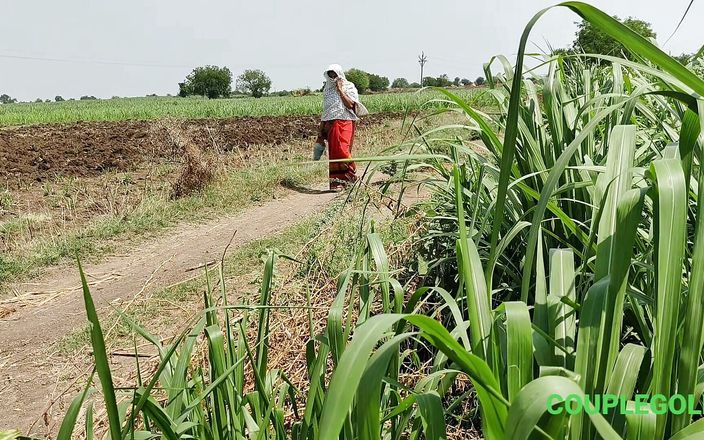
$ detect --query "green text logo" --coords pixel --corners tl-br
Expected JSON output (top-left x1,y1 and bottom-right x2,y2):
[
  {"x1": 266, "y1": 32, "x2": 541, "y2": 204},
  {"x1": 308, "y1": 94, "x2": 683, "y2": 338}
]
[{"x1": 546, "y1": 394, "x2": 703, "y2": 415}]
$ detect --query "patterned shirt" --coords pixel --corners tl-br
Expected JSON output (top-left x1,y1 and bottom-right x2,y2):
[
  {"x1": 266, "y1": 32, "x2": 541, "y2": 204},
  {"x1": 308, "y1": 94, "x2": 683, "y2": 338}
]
[{"x1": 321, "y1": 64, "x2": 368, "y2": 121}]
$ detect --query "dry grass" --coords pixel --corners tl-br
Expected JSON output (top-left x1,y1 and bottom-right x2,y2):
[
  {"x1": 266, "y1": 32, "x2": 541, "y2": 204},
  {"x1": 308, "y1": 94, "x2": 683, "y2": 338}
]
[
  {"x1": 42, "y1": 180, "x2": 424, "y2": 435},
  {"x1": 170, "y1": 142, "x2": 218, "y2": 199}
]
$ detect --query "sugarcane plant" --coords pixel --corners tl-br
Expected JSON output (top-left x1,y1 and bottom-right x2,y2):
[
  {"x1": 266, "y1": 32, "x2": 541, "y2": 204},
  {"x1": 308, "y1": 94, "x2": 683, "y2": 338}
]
[{"x1": 317, "y1": 2, "x2": 704, "y2": 439}]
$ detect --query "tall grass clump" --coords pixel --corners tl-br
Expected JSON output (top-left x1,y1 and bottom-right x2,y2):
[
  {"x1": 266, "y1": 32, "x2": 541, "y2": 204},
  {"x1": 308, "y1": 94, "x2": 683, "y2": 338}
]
[
  {"x1": 350, "y1": 2, "x2": 704, "y2": 439},
  {"x1": 27, "y1": 2, "x2": 704, "y2": 439},
  {"x1": 57, "y1": 253, "x2": 299, "y2": 440}
]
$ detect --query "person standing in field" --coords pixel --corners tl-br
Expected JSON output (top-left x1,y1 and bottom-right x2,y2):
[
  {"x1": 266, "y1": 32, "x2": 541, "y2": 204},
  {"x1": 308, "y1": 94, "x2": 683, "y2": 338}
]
[{"x1": 315, "y1": 64, "x2": 368, "y2": 190}]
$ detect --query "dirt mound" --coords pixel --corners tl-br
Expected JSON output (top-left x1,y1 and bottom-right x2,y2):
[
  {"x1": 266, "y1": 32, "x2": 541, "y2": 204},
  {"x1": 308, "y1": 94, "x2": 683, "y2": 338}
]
[{"x1": 0, "y1": 114, "x2": 394, "y2": 185}]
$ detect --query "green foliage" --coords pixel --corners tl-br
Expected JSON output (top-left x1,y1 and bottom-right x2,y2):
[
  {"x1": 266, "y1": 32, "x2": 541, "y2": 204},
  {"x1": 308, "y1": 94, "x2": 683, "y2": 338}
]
[
  {"x1": 0, "y1": 94, "x2": 17, "y2": 104},
  {"x1": 344, "y1": 68, "x2": 370, "y2": 93},
  {"x1": 674, "y1": 52, "x2": 694, "y2": 65},
  {"x1": 396, "y1": 2, "x2": 702, "y2": 437},
  {"x1": 179, "y1": 65, "x2": 233, "y2": 99},
  {"x1": 0, "y1": 190, "x2": 14, "y2": 211},
  {"x1": 391, "y1": 77, "x2": 409, "y2": 88},
  {"x1": 0, "y1": 430, "x2": 20, "y2": 440},
  {"x1": 461, "y1": 78, "x2": 472, "y2": 86},
  {"x1": 423, "y1": 74, "x2": 452, "y2": 87},
  {"x1": 356, "y1": 3, "x2": 702, "y2": 439},
  {"x1": 367, "y1": 73, "x2": 390, "y2": 92},
  {"x1": 573, "y1": 16, "x2": 656, "y2": 59},
  {"x1": 235, "y1": 69, "x2": 272, "y2": 98}
]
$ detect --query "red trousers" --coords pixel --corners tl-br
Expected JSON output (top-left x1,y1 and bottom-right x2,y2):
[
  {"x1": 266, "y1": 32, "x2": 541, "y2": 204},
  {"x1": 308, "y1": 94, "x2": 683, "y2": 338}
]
[{"x1": 327, "y1": 120, "x2": 357, "y2": 189}]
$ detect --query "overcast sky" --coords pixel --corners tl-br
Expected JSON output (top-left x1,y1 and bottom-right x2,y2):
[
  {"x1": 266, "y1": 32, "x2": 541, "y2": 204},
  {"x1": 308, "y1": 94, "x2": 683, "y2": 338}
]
[{"x1": 0, "y1": 0, "x2": 700, "y2": 101}]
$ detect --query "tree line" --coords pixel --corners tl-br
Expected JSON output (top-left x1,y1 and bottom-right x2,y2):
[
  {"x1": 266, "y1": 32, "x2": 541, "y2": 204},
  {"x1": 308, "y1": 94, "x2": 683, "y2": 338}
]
[
  {"x1": 176, "y1": 66, "x2": 484, "y2": 100},
  {"x1": 343, "y1": 68, "x2": 484, "y2": 93},
  {"x1": 0, "y1": 65, "x2": 486, "y2": 104},
  {"x1": 178, "y1": 66, "x2": 273, "y2": 99},
  {"x1": 0, "y1": 94, "x2": 101, "y2": 104}
]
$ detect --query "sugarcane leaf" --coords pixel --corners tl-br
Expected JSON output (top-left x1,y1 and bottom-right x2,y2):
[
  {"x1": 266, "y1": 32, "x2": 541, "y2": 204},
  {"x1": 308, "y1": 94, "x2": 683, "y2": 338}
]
[
  {"x1": 649, "y1": 159, "x2": 687, "y2": 438},
  {"x1": 504, "y1": 301, "x2": 533, "y2": 401},
  {"x1": 77, "y1": 258, "x2": 122, "y2": 440}
]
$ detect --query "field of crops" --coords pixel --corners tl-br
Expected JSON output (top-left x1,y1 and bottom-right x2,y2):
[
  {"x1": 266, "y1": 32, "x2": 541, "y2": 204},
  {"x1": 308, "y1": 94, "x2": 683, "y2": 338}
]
[{"x1": 0, "y1": 89, "x2": 489, "y2": 127}]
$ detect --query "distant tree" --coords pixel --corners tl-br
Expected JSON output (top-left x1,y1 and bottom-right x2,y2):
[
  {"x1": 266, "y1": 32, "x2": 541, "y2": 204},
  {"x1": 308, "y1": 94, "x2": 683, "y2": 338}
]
[
  {"x1": 551, "y1": 47, "x2": 572, "y2": 57},
  {"x1": 674, "y1": 53, "x2": 694, "y2": 65},
  {"x1": 475, "y1": 76, "x2": 485, "y2": 86},
  {"x1": 409, "y1": 82, "x2": 421, "y2": 88},
  {"x1": 424, "y1": 74, "x2": 451, "y2": 87},
  {"x1": 34, "y1": 98, "x2": 43, "y2": 103},
  {"x1": 461, "y1": 78, "x2": 472, "y2": 86},
  {"x1": 235, "y1": 69, "x2": 272, "y2": 98},
  {"x1": 391, "y1": 78, "x2": 409, "y2": 88},
  {"x1": 292, "y1": 87, "x2": 312, "y2": 97},
  {"x1": 422, "y1": 77, "x2": 436, "y2": 87},
  {"x1": 345, "y1": 69, "x2": 370, "y2": 93},
  {"x1": 430, "y1": 74, "x2": 451, "y2": 87},
  {"x1": 368, "y1": 73, "x2": 390, "y2": 92},
  {"x1": 80, "y1": 95, "x2": 97, "y2": 100},
  {"x1": 179, "y1": 65, "x2": 233, "y2": 99},
  {"x1": 0, "y1": 94, "x2": 17, "y2": 104},
  {"x1": 45, "y1": 99, "x2": 51, "y2": 103},
  {"x1": 453, "y1": 77, "x2": 461, "y2": 87},
  {"x1": 573, "y1": 16, "x2": 655, "y2": 60},
  {"x1": 54, "y1": 95, "x2": 65, "y2": 102}
]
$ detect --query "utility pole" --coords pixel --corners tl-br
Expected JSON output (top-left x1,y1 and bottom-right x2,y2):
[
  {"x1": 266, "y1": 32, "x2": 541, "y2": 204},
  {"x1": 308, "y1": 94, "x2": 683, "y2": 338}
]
[{"x1": 418, "y1": 51, "x2": 427, "y2": 86}]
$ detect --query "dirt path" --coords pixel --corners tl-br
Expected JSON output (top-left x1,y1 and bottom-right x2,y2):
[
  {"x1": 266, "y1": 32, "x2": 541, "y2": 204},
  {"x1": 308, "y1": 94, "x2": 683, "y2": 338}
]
[{"x1": 0, "y1": 184, "x2": 339, "y2": 436}]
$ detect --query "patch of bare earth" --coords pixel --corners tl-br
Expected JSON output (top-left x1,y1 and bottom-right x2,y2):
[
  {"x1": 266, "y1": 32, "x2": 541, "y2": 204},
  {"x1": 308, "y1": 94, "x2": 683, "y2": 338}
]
[{"x1": 0, "y1": 114, "x2": 395, "y2": 186}]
